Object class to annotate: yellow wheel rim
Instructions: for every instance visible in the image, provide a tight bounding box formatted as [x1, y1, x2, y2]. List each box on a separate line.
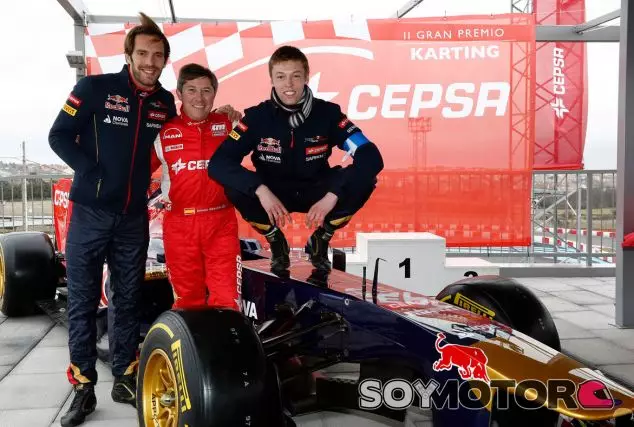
[0, 243, 5, 308]
[142, 348, 180, 427]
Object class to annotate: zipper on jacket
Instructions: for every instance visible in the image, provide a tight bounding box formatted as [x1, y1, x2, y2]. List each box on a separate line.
[124, 98, 143, 213]
[290, 128, 298, 179]
[93, 114, 101, 198]
[198, 126, 203, 207]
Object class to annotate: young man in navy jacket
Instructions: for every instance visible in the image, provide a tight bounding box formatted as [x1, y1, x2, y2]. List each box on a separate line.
[49, 13, 175, 426]
[208, 45, 384, 282]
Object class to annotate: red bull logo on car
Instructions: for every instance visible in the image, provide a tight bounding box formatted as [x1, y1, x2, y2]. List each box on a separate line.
[432, 332, 490, 383]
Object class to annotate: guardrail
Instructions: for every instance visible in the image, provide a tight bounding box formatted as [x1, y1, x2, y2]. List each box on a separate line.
[0, 171, 619, 265]
[448, 170, 617, 265]
[0, 174, 70, 233]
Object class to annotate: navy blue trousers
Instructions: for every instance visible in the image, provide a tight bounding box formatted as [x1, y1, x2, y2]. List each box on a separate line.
[225, 167, 376, 230]
[65, 203, 148, 384]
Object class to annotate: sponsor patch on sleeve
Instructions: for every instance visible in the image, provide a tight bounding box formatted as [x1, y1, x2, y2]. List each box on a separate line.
[338, 117, 350, 129]
[343, 131, 370, 156]
[67, 94, 82, 107]
[236, 121, 248, 132]
[229, 130, 241, 140]
[62, 104, 77, 117]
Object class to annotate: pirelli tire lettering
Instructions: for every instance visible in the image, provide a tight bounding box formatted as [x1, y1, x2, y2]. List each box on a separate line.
[170, 338, 192, 413]
[137, 309, 272, 426]
[440, 292, 496, 320]
[436, 275, 561, 352]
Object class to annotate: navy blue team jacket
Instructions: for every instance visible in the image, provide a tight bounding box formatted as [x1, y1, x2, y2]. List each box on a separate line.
[208, 98, 384, 198]
[49, 65, 176, 214]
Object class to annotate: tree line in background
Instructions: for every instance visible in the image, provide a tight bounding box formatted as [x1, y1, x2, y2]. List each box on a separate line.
[0, 178, 54, 200]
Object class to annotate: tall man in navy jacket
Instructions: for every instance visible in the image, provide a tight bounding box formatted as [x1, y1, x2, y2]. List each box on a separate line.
[49, 13, 175, 426]
[208, 45, 384, 282]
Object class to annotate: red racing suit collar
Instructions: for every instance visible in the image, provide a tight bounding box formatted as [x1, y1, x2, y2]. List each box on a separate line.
[178, 105, 213, 127]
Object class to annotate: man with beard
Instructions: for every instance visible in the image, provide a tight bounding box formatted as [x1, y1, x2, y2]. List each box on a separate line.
[49, 12, 239, 426]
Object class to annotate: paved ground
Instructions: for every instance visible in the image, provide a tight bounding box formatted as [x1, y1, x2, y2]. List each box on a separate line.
[0, 276, 631, 427]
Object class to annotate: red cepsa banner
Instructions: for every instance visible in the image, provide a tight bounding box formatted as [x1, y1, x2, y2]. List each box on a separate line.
[86, 14, 536, 247]
[533, 0, 588, 170]
[52, 178, 73, 254]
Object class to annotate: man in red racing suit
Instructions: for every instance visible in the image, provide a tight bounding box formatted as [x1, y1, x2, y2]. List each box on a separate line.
[152, 63, 240, 310]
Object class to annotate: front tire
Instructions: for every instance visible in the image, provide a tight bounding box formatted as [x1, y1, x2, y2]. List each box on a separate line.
[137, 308, 275, 427]
[436, 275, 561, 427]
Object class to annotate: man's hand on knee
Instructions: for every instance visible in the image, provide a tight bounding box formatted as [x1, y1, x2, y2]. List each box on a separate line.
[306, 192, 338, 229]
[255, 185, 292, 227]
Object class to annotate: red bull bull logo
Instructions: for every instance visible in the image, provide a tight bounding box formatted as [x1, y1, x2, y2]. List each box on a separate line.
[108, 94, 128, 104]
[432, 332, 490, 383]
[257, 137, 282, 154]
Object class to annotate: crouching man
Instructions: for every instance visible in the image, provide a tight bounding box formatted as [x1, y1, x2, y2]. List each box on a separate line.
[208, 45, 384, 281]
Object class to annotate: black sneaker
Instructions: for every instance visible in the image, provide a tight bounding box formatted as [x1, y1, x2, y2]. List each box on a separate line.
[111, 374, 137, 407]
[265, 227, 290, 277]
[306, 227, 332, 272]
[60, 384, 96, 427]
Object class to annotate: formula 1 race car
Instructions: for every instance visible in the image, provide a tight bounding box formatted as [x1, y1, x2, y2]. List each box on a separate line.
[0, 178, 634, 427]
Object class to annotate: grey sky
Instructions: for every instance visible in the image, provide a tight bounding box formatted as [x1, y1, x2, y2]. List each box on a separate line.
[0, 0, 621, 169]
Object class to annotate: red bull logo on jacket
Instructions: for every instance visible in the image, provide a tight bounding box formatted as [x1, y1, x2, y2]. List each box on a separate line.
[257, 138, 282, 154]
[432, 332, 490, 383]
[107, 94, 128, 104]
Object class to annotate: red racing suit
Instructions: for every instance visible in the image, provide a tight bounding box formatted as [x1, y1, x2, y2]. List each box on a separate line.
[152, 110, 239, 310]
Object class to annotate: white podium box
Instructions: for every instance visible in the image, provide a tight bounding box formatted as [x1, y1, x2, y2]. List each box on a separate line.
[342, 232, 499, 296]
[444, 257, 501, 285]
